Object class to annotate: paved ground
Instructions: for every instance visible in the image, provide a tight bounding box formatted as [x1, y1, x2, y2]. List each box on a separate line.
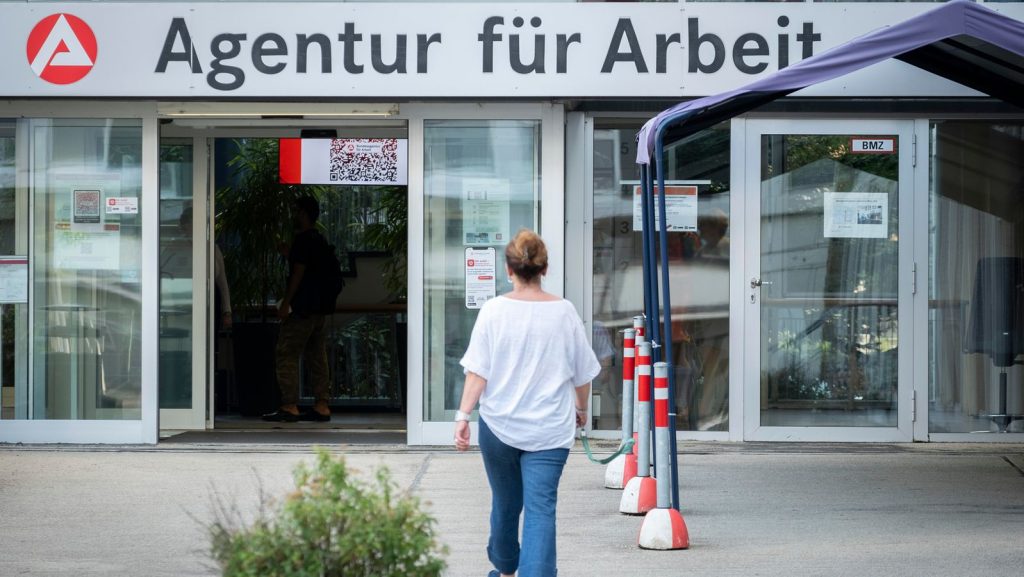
[1, 441, 1022, 577]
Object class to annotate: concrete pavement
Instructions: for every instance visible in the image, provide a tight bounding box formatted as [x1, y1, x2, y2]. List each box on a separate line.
[1, 442, 1022, 576]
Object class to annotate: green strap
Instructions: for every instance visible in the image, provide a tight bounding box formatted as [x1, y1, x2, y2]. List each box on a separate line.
[579, 429, 635, 465]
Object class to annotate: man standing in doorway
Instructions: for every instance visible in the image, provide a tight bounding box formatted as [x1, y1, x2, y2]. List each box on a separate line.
[262, 196, 332, 423]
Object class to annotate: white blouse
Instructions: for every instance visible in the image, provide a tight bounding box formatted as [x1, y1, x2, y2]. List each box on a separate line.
[460, 296, 602, 452]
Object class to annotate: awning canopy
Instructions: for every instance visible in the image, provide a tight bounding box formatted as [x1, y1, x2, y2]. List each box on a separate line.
[636, 0, 1024, 165]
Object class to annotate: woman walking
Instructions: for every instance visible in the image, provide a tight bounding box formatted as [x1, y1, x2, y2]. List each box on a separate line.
[455, 229, 601, 577]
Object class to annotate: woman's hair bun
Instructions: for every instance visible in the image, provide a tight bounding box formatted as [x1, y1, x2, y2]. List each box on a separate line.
[506, 229, 548, 282]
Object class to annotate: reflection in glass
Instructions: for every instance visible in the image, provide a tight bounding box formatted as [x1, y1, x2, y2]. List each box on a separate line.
[423, 120, 540, 422]
[32, 119, 144, 420]
[592, 122, 730, 432]
[0, 120, 27, 420]
[759, 134, 899, 427]
[159, 142, 195, 409]
[929, 121, 1024, 434]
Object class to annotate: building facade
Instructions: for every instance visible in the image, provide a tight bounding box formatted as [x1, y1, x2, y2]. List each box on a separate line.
[0, 1, 1022, 444]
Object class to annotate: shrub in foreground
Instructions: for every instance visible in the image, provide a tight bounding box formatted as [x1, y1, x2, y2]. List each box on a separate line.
[208, 449, 446, 577]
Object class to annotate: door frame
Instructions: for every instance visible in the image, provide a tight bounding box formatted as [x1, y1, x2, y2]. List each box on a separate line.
[741, 118, 917, 442]
[158, 135, 210, 431]
[403, 102, 566, 445]
[158, 119, 408, 432]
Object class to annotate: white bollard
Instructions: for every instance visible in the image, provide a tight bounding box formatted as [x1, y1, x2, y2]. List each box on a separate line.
[638, 362, 689, 550]
[620, 341, 657, 515]
[604, 328, 637, 489]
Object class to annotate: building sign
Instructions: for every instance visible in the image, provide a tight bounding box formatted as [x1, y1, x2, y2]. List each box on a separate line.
[632, 184, 700, 233]
[465, 247, 496, 310]
[1, 3, 1018, 98]
[279, 138, 408, 185]
[850, 138, 896, 154]
[823, 192, 889, 238]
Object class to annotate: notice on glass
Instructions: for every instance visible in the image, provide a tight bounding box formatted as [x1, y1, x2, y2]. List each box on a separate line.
[53, 228, 121, 270]
[632, 185, 698, 232]
[54, 174, 122, 233]
[465, 247, 496, 310]
[823, 192, 888, 238]
[0, 257, 28, 303]
[73, 189, 102, 224]
[463, 178, 511, 245]
[105, 197, 138, 214]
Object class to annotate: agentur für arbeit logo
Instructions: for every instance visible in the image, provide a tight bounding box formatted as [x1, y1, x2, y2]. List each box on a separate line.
[27, 14, 97, 85]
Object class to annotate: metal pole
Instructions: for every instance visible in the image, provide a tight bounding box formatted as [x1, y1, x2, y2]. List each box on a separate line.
[655, 133, 681, 512]
[639, 165, 656, 349]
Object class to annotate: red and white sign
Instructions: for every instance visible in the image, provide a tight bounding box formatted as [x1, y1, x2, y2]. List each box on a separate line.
[633, 185, 699, 232]
[465, 247, 496, 310]
[105, 197, 138, 215]
[279, 138, 408, 186]
[26, 13, 97, 85]
[850, 138, 896, 154]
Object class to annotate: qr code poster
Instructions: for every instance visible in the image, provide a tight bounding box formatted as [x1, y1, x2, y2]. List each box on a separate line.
[73, 190, 102, 224]
[279, 138, 408, 186]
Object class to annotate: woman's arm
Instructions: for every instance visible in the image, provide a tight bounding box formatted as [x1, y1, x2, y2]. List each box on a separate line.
[574, 383, 592, 427]
[454, 371, 487, 451]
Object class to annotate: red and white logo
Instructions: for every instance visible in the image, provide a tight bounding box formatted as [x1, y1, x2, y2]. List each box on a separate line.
[26, 14, 97, 85]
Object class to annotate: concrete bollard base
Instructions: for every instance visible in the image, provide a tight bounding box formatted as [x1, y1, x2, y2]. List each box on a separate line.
[619, 475, 657, 515]
[604, 454, 625, 489]
[638, 508, 689, 550]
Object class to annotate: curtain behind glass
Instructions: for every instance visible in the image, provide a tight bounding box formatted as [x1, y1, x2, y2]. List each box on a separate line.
[929, 121, 1024, 434]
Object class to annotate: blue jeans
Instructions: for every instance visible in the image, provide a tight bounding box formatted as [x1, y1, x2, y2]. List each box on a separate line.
[479, 419, 569, 577]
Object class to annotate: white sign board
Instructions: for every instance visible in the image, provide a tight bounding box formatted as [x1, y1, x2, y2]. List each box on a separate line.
[823, 192, 889, 238]
[0, 3, 1014, 98]
[850, 138, 896, 154]
[0, 257, 28, 304]
[465, 247, 496, 310]
[632, 185, 698, 232]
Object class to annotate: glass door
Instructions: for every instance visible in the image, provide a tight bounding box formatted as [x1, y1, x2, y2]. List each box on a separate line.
[744, 120, 915, 441]
[158, 136, 208, 430]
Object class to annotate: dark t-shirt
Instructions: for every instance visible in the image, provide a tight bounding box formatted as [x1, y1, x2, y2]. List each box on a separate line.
[288, 229, 324, 316]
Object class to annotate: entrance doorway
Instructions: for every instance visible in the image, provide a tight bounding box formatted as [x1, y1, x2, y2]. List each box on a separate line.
[742, 119, 915, 441]
[157, 123, 408, 436]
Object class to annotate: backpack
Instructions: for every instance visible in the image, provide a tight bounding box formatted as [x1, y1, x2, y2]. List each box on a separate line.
[315, 238, 345, 314]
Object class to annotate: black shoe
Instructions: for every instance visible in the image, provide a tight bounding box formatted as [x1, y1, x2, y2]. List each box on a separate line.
[262, 410, 300, 423]
[299, 409, 331, 422]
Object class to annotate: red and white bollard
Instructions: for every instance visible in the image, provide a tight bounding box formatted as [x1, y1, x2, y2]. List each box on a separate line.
[619, 340, 656, 515]
[638, 362, 689, 550]
[605, 328, 636, 489]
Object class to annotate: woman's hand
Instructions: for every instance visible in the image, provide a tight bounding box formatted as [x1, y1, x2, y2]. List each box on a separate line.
[575, 407, 588, 428]
[454, 420, 471, 451]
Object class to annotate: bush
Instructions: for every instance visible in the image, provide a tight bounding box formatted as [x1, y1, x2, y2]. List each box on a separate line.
[208, 449, 447, 577]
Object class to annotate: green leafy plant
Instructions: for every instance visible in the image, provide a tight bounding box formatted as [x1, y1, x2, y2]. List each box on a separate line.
[362, 186, 407, 299]
[216, 139, 331, 321]
[208, 449, 447, 577]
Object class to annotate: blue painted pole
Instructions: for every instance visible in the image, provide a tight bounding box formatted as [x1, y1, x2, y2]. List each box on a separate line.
[639, 166, 654, 343]
[654, 132, 681, 512]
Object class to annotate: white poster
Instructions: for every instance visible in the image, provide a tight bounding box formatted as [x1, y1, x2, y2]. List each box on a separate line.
[0, 257, 28, 303]
[465, 247, 496, 310]
[632, 185, 698, 232]
[463, 178, 511, 245]
[824, 192, 889, 238]
[53, 228, 121, 270]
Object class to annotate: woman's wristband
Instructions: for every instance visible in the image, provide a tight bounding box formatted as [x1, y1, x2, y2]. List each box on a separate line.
[454, 410, 472, 422]
[575, 406, 587, 413]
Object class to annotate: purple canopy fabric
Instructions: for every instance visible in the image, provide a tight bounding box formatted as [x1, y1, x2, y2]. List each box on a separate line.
[636, 0, 1024, 165]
